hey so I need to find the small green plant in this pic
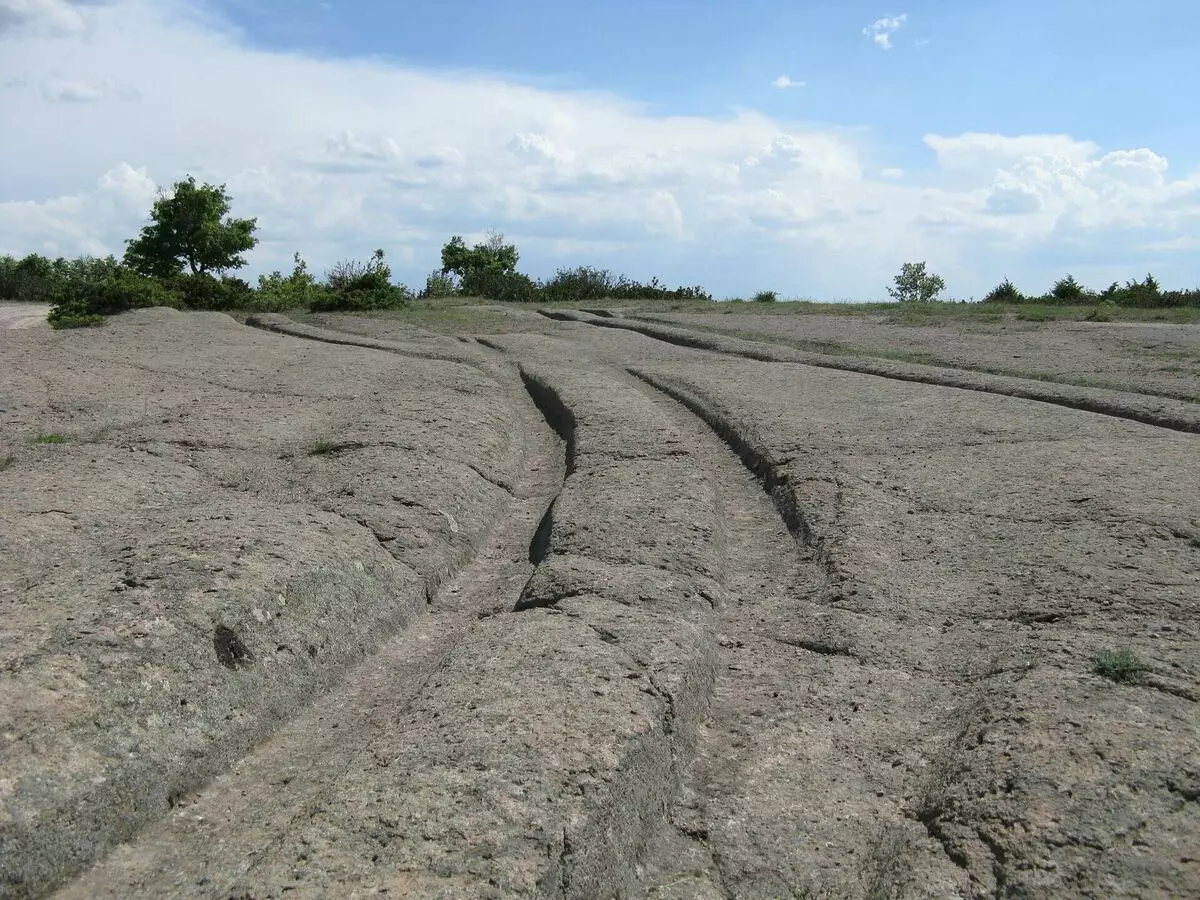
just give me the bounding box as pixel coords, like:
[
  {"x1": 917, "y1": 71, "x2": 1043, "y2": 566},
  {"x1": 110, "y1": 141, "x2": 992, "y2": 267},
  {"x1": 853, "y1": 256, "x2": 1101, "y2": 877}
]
[
  {"x1": 1093, "y1": 647, "x2": 1147, "y2": 684},
  {"x1": 887, "y1": 261, "x2": 945, "y2": 303},
  {"x1": 0, "y1": 454, "x2": 14, "y2": 471},
  {"x1": 753, "y1": 290, "x2": 778, "y2": 303},
  {"x1": 35, "y1": 433, "x2": 66, "y2": 444},
  {"x1": 308, "y1": 439, "x2": 338, "y2": 456}
]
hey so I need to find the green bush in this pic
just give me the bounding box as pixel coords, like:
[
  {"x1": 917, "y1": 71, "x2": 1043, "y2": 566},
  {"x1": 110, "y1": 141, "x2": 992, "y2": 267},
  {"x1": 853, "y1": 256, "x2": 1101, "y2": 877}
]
[
  {"x1": 419, "y1": 269, "x2": 459, "y2": 299},
  {"x1": 539, "y1": 265, "x2": 616, "y2": 303},
  {"x1": 310, "y1": 250, "x2": 411, "y2": 311},
  {"x1": 753, "y1": 290, "x2": 778, "y2": 303},
  {"x1": 462, "y1": 267, "x2": 539, "y2": 303},
  {"x1": 47, "y1": 262, "x2": 181, "y2": 326},
  {"x1": 1093, "y1": 647, "x2": 1147, "y2": 684},
  {"x1": 1050, "y1": 274, "x2": 1091, "y2": 304},
  {"x1": 254, "y1": 253, "x2": 322, "y2": 310},
  {"x1": 982, "y1": 278, "x2": 1024, "y2": 304}
]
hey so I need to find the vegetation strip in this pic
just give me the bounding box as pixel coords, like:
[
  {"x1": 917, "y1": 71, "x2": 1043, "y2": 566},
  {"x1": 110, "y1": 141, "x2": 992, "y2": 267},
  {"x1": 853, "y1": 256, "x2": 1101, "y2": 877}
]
[{"x1": 547, "y1": 310, "x2": 1200, "y2": 435}]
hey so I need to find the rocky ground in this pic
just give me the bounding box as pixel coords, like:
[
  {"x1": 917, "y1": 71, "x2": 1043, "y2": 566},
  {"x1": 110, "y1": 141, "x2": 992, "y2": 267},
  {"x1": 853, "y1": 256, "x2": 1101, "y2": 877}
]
[
  {"x1": 642, "y1": 308, "x2": 1200, "y2": 403},
  {"x1": 1, "y1": 304, "x2": 1196, "y2": 899}
]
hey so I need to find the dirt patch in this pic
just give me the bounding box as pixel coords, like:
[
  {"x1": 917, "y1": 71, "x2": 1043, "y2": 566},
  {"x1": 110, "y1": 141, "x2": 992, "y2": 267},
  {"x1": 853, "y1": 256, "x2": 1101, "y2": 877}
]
[{"x1": 0, "y1": 303, "x2": 50, "y2": 331}]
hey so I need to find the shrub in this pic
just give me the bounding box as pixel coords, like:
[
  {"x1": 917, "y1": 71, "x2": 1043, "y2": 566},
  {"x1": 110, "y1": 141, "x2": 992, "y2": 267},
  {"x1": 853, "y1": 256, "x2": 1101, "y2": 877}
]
[
  {"x1": 1093, "y1": 647, "x2": 1147, "y2": 684},
  {"x1": 419, "y1": 269, "x2": 459, "y2": 299},
  {"x1": 539, "y1": 266, "x2": 618, "y2": 303},
  {"x1": 1050, "y1": 274, "x2": 1090, "y2": 304},
  {"x1": 47, "y1": 262, "x2": 181, "y2": 326},
  {"x1": 753, "y1": 290, "x2": 778, "y2": 303},
  {"x1": 35, "y1": 433, "x2": 66, "y2": 444},
  {"x1": 254, "y1": 252, "x2": 322, "y2": 310},
  {"x1": 887, "y1": 262, "x2": 945, "y2": 303},
  {"x1": 312, "y1": 249, "x2": 411, "y2": 311},
  {"x1": 462, "y1": 267, "x2": 539, "y2": 303},
  {"x1": 982, "y1": 278, "x2": 1024, "y2": 304}
]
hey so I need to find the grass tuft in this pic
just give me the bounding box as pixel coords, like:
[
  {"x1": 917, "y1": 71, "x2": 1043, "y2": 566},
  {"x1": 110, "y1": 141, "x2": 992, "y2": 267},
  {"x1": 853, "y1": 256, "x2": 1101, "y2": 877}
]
[
  {"x1": 1093, "y1": 647, "x2": 1148, "y2": 684},
  {"x1": 753, "y1": 290, "x2": 779, "y2": 303},
  {"x1": 35, "y1": 433, "x2": 66, "y2": 444},
  {"x1": 0, "y1": 454, "x2": 14, "y2": 471}
]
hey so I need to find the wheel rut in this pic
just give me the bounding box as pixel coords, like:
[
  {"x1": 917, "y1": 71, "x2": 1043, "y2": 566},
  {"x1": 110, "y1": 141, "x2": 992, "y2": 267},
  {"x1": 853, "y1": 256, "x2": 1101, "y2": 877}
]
[
  {"x1": 624, "y1": 369, "x2": 976, "y2": 899},
  {"x1": 53, "y1": 342, "x2": 567, "y2": 898},
  {"x1": 546, "y1": 309, "x2": 1200, "y2": 435}
]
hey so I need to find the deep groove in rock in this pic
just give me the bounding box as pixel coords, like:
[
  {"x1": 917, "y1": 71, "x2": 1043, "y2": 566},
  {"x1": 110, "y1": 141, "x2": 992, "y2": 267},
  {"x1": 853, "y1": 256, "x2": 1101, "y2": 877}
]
[
  {"x1": 518, "y1": 366, "x2": 577, "y2": 476},
  {"x1": 630, "y1": 368, "x2": 816, "y2": 547},
  {"x1": 548, "y1": 311, "x2": 1200, "y2": 436},
  {"x1": 528, "y1": 498, "x2": 556, "y2": 564}
]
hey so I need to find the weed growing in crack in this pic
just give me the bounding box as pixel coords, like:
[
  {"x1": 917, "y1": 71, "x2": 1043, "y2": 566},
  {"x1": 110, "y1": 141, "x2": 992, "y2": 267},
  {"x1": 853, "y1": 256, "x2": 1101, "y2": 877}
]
[
  {"x1": 1093, "y1": 647, "x2": 1148, "y2": 684},
  {"x1": 34, "y1": 433, "x2": 66, "y2": 444},
  {"x1": 307, "y1": 439, "x2": 366, "y2": 457}
]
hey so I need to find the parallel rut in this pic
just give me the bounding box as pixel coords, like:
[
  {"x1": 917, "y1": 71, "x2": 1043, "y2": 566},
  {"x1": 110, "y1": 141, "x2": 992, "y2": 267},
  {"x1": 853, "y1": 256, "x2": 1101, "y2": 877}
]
[{"x1": 52, "y1": 358, "x2": 567, "y2": 899}]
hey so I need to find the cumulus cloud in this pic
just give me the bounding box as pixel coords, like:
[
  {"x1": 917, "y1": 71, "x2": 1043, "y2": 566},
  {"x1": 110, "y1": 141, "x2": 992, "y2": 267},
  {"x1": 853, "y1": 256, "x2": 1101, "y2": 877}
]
[
  {"x1": 0, "y1": 0, "x2": 108, "y2": 36},
  {"x1": 0, "y1": 0, "x2": 1197, "y2": 298},
  {"x1": 772, "y1": 75, "x2": 804, "y2": 89},
  {"x1": 863, "y1": 14, "x2": 907, "y2": 49}
]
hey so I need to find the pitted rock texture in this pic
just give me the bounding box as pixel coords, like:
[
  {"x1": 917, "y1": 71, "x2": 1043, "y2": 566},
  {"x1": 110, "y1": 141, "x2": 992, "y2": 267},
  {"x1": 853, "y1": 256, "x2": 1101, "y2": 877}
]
[{"x1": 2, "y1": 304, "x2": 1197, "y2": 900}]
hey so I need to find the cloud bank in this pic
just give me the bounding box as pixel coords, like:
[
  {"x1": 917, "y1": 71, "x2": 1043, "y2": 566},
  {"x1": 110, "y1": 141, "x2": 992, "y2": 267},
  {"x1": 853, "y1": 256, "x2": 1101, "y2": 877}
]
[{"x1": 1, "y1": 0, "x2": 1198, "y2": 298}]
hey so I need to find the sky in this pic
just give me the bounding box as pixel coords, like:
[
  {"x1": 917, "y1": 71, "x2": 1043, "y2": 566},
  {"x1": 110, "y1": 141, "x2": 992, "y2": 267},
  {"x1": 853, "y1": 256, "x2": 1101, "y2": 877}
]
[{"x1": 1, "y1": 0, "x2": 1198, "y2": 300}]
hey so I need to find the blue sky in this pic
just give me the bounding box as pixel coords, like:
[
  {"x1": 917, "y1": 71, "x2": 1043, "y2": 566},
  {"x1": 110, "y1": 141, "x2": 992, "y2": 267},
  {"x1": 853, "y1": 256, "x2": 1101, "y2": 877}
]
[{"x1": 1, "y1": 0, "x2": 1198, "y2": 299}]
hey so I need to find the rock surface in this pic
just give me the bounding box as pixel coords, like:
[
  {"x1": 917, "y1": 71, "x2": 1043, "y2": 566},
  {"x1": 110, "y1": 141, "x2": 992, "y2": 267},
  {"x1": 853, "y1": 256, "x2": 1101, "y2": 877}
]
[{"x1": 0, "y1": 305, "x2": 1196, "y2": 899}]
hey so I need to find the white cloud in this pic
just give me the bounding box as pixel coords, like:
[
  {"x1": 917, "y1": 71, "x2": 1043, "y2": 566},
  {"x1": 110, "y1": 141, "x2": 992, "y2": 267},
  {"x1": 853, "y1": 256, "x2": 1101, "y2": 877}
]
[
  {"x1": 39, "y1": 76, "x2": 138, "y2": 102},
  {"x1": 772, "y1": 74, "x2": 805, "y2": 89},
  {"x1": 0, "y1": 0, "x2": 108, "y2": 36},
  {"x1": 863, "y1": 14, "x2": 907, "y2": 49},
  {"x1": 0, "y1": 0, "x2": 1197, "y2": 299}
]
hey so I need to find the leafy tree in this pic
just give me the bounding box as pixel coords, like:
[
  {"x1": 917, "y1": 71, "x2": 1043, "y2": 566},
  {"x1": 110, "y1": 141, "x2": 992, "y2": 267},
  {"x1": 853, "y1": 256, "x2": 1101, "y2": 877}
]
[
  {"x1": 887, "y1": 261, "x2": 945, "y2": 303},
  {"x1": 440, "y1": 230, "x2": 519, "y2": 281},
  {"x1": 124, "y1": 176, "x2": 258, "y2": 278}
]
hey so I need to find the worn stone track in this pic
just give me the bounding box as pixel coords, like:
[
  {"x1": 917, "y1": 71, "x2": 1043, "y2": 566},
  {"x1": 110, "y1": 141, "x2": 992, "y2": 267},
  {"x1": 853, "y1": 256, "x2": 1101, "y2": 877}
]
[{"x1": 13, "y1": 308, "x2": 1200, "y2": 899}]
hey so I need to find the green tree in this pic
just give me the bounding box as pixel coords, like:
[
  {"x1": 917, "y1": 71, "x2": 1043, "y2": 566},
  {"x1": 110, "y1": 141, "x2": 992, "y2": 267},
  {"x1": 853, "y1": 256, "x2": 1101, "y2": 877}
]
[
  {"x1": 440, "y1": 230, "x2": 519, "y2": 280},
  {"x1": 124, "y1": 176, "x2": 258, "y2": 278},
  {"x1": 887, "y1": 261, "x2": 945, "y2": 303}
]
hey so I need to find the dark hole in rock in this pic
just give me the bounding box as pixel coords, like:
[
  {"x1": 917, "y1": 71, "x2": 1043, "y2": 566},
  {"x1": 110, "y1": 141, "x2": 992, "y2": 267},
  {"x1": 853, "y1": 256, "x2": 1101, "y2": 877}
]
[{"x1": 214, "y1": 625, "x2": 254, "y2": 670}]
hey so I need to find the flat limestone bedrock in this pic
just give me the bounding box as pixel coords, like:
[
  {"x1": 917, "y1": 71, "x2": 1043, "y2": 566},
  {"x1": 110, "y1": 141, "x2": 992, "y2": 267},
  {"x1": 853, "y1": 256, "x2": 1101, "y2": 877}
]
[
  {"x1": 0, "y1": 309, "x2": 523, "y2": 897},
  {"x1": 544, "y1": 309, "x2": 1200, "y2": 434},
  {"x1": 53, "y1": 351, "x2": 729, "y2": 898},
  {"x1": 632, "y1": 358, "x2": 1200, "y2": 898},
  {"x1": 644, "y1": 307, "x2": 1200, "y2": 404}
]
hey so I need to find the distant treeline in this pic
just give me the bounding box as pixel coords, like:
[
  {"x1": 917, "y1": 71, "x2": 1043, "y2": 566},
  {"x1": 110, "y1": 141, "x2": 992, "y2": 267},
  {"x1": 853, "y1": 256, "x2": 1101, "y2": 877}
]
[{"x1": 983, "y1": 274, "x2": 1200, "y2": 308}]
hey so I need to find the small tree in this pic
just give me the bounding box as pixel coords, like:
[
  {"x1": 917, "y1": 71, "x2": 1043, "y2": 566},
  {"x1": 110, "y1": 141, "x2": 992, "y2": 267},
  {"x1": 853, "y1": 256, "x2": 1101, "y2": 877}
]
[
  {"x1": 124, "y1": 176, "x2": 258, "y2": 279},
  {"x1": 887, "y1": 261, "x2": 945, "y2": 303},
  {"x1": 440, "y1": 230, "x2": 519, "y2": 281}
]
